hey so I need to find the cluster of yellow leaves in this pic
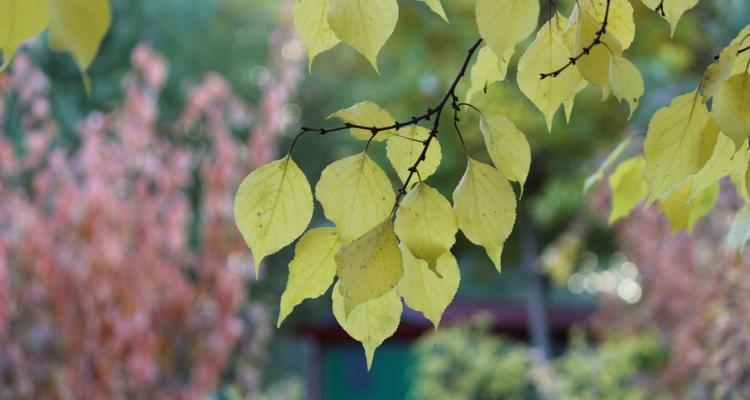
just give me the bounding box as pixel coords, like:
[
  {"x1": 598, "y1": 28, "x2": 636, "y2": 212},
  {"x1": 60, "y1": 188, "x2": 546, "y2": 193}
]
[
  {"x1": 599, "y1": 26, "x2": 750, "y2": 244},
  {"x1": 234, "y1": 97, "x2": 530, "y2": 367},
  {"x1": 293, "y1": 0, "x2": 447, "y2": 72},
  {"x1": 1, "y1": 0, "x2": 111, "y2": 87},
  {"x1": 246, "y1": 0, "x2": 720, "y2": 369}
]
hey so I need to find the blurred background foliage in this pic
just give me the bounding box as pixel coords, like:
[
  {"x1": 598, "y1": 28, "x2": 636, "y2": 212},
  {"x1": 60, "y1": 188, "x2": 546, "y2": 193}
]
[{"x1": 2, "y1": 0, "x2": 750, "y2": 399}]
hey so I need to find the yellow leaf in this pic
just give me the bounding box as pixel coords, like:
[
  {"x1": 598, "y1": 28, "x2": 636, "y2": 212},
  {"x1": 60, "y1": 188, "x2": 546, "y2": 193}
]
[
  {"x1": 0, "y1": 0, "x2": 49, "y2": 69},
  {"x1": 327, "y1": 0, "x2": 398, "y2": 73},
  {"x1": 328, "y1": 101, "x2": 396, "y2": 142},
  {"x1": 234, "y1": 157, "x2": 314, "y2": 276},
  {"x1": 278, "y1": 228, "x2": 341, "y2": 327},
  {"x1": 316, "y1": 153, "x2": 395, "y2": 244},
  {"x1": 658, "y1": 181, "x2": 719, "y2": 234},
  {"x1": 418, "y1": 0, "x2": 448, "y2": 22},
  {"x1": 335, "y1": 220, "x2": 403, "y2": 316},
  {"x1": 466, "y1": 45, "x2": 513, "y2": 102},
  {"x1": 579, "y1": 0, "x2": 635, "y2": 50},
  {"x1": 572, "y1": 10, "x2": 623, "y2": 94},
  {"x1": 453, "y1": 159, "x2": 516, "y2": 271},
  {"x1": 702, "y1": 41, "x2": 739, "y2": 99},
  {"x1": 48, "y1": 0, "x2": 111, "y2": 72},
  {"x1": 517, "y1": 14, "x2": 584, "y2": 131},
  {"x1": 394, "y1": 183, "x2": 458, "y2": 271},
  {"x1": 640, "y1": 0, "x2": 700, "y2": 36},
  {"x1": 644, "y1": 91, "x2": 719, "y2": 199},
  {"x1": 609, "y1": 55, "x2": 644, "y2": 119},
  {"x1": 293, "y1": 0, "x2": 340, "y2": 71},
  {"x1": 385, "y1": 126, "x2": 442, "y2": 183},
  {"x1": 608, "y1": 156, "x2": 648, "y2": 224},
  {"x1": 712, "y1": 73, "x2": 750, "y2": 148},
  {"x1": 583, "y1": 137, "x2": 632, "y2": 194},
  {"x1": 476, "y1": 0, "x2": 539, "y2": 57},
  {"x1": 731, "y1": 150, "x2": 750, "y2": 203},
  {"x1": 479, "y1": 114, "x2": 531, "y2": 192},
  {"x1": 690, "y1": 134, "x2": 748, "y2": 199},
  {"x1": 397, "y1": 245, "x2": 459, "y2": 329},
  {"x1": 332, "y1": 282, "x2": 401, "y2": 370},
  {"x1": 730, "y1": 25, "x2": 750, "y2": 76}
]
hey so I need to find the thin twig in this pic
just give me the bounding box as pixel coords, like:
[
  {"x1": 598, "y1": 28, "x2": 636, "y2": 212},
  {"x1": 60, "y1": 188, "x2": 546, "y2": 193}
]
[
  {"x1": 286, "y1": 39, "x2": 484, "y2": 214},
  {"x1": 540, "y1": 0, "x2": 612, "y2": 80}
]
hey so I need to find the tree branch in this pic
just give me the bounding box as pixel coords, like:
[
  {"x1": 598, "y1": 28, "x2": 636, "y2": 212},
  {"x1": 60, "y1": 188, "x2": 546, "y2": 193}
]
[
  {"x1": 287, "y1": 38, "x2": 484, "y2": 214},
  {"x1": 540, "y1": 0, "x2": 612, "y2": 80}
]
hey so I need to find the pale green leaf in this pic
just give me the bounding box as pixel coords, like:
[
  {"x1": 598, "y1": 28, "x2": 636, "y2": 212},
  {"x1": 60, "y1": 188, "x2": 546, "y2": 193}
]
[
  {"x1": 394, "y1": 183, "x2": 457, "y2": 272},
  {"x1": 609, "y1": 55, "x2": 644, "y2": 119},
  {"x1": 48, "y1": 0, "x2": 111, "y2": 72},
  {"x1": 644, "y1": 91, "x2": 719, "y2": 199},
  {"x1": 476, "y1": 0, "x2": 539, "y2": 56},
  {"x1": 335, "y1": 220, "x2": 403, "y2": 315},
  {"x1": 0, "y1": 0, "x2": 49, "y2": 69},
  {"x1": 479, "y1": 114, "x2": 531, "y2": 192},
  {"x1": 278, "y1": 228, "x2": 341, "y2": 327},
  {"x1": 327, "y1": 0, "x2": 398, "y2": 72},
  {"x1": 418, "y1": 0, "x2": 448, "y2": 22},
  {"x1": 332, "y1": 282, "x2": 402, "y2": 370},
  {"x1": 386, "y1": 126, "x2": 442, "y2": 183},
  {"x1": 234, "y1": 157, "x2": 314, "y2": 276},
  {"x1": 466, "y1": 45, "x2": 513, "y2": 102},
  {"x1": 453, "y1": 159, "x2": 516, "y2": 271},
  {"x1": 316, "y1": 153, "x2": 395, "y2": 244},
  {"x1": 328, "y1": 101, "x2": 396, "y2": 142},
  {"x1": 293, "y1": 0, "x2": 340, "y2": 71},
  {"x1": 517, "y1": 14, "x2": 584, "y2": 131},
  {"x1": 397, "y1": 245, "x2": 459, "y2": 329},
  {"x1": 658, "y1": 181, "x2": 719, "y2": 234},
  {"x1": 608, "y1": 156, "x2": 648, "y2": 224},
  {"x1": 712, "y1": 73, "x2": 750, "y2": 149},
  {"x1": 640, "y1": 0, "x2": 700, "y2": 36}
]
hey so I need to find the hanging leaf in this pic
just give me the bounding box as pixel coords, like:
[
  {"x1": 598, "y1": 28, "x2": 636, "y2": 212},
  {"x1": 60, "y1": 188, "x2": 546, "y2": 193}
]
[
  {"x1": 609, "y1": 55, "x2": 645, "y2": 119},
  {"x1": 453, "y1": 159, "x2": 516, "y2": 271},
  {"x1": 328, "y1": 101, "x2": 396, "y2": 141},
  {"x1": 278, "y1": 228, "x2": 341, "y2": 327},
  {"x1": 479, "y1": 114, "x2": 531, "y2": 192},
  {"x1": 327, "y1": 0, "x2": 398, "y2": 72},
  {"x1": 0, "y1": 0, "x2": 49, "y2": 70},
  {"x1": 712, "y1": 73, "x2": 750, "y2": 149},
  {"x1": 48, "y1": 0, "x2": 111, "y2": 73},
  {"x1": 386, "y1": 126, "x2": 442, "y2": 183},
  {"x1": 332, "y1": 282, "x2": 402, "y2": 370},
  {"x1": 418, "y1": 0, "x2": 448, "y2": 22},
  {"x1": 316, "y1": 153, "x2": 395, "y2": 244},
  {"x1": 234, "y1": 157, "x2": 314, "y2": 276},
  {"x1": 517, "y1": 14, "x2": 583, "y2": 131},
  {"x1": 608, "y1": 156, "x2": 648, "y2": 224},
  {"x1": 644, "y1": 91, "x2": 719, "y2": 199},
  {"x1": 335, "y1": 220, "x2": 403, "y2": 315},
  {"x1": 397, "y1": 245, "x2": 459, "y2": 329},
  {"x1": 466, "y1": 45, "x2": 513, "y2": 102},
  {"x1": 394, "y1": 183, "x2": 458, "y2": 272},
  {"x1": 640, "y1": 0, "x2": 701, "y2": 36},
  {"x1": 293, "y1": 0, "x2": 340, "y2": 71},
  {"x1": 475, "y1": 0, "x2": 539, "y2": 57}
]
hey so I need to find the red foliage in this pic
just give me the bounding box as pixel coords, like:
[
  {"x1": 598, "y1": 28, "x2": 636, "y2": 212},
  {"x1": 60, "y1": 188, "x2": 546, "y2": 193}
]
[
  {"x1": 0, "y1": 46, "x2": 256, "y2": 399},
  {"x1": 593, "y1": 186, "x2": 750, "y2": 397}
]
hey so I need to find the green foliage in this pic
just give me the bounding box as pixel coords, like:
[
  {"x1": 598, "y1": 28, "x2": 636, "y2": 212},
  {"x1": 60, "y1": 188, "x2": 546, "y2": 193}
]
[
  {"x1": 410, "y1": 319, "x2": 536, "y2": 400},
  {"x1": 410, "y1": 321, "x2": 669, "y2": 400}
]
